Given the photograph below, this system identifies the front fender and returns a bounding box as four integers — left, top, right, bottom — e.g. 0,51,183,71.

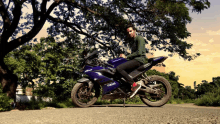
77,78,94,89
77,78,90,83
77,78,100,91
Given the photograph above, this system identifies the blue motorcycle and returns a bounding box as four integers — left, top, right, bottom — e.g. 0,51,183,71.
71,50,172,107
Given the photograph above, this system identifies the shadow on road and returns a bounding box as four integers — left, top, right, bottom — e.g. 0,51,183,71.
90,104,163,108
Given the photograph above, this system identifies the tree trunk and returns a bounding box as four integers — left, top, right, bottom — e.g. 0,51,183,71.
0,57,18,102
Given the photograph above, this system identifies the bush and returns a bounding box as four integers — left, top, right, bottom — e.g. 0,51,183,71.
0,84,13,112
167,98,184,104
183,99,195,103
33,80,77,102
194,88,220,106
166,96,194,104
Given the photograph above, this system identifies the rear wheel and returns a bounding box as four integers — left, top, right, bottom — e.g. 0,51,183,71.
140,75,172,107
71,82,100,107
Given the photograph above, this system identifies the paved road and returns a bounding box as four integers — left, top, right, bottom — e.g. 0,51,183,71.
0,104,220,124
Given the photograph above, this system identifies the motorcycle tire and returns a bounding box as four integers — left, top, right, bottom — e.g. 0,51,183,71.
140,75,172,107
71,82,100,108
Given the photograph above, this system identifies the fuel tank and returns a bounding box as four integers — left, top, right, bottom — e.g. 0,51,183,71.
107,58,127,68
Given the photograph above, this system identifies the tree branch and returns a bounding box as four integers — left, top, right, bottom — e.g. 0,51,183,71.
4,0,26,41
48,15,83,32
31,0,38,25
5,0,11,11
5,1,61,55
0,0,12,38
64,0,101,16
41,0,47,17
48,15,108,48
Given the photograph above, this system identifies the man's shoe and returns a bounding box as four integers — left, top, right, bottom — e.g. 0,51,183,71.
130,83,141,98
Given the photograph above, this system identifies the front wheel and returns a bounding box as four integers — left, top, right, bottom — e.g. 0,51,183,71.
139,75,172,107
71,82,100,107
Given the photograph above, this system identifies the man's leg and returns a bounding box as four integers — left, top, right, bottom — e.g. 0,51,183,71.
116,59,141,85
116,59,142,98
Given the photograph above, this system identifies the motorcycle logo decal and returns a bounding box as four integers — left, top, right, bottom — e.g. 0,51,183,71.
85,69,92,72
143,63,151,68
112,58,122,63
107,82,116,87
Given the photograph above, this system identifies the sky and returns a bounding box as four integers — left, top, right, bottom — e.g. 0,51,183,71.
34,0,220,89
153,0,220,88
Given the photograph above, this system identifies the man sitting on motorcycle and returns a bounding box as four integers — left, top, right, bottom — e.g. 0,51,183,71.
116,23,148,98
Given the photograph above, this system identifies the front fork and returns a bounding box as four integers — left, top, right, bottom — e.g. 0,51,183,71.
87,81,94,95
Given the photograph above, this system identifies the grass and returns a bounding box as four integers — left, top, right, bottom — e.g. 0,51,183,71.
166,98,196,104
14,98,75,110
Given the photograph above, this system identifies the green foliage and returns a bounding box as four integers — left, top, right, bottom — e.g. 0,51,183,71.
171,99,184,104
195,77,220,97
167,96,194,104
0,83,13,112
194,88,220,106
5,33,86,101
183,99,195,103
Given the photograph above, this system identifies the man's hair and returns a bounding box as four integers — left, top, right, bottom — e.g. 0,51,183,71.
125,23,136,32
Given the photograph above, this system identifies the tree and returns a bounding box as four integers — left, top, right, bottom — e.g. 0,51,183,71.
183,86,196,99
0,0,211,99
33,34,84,101
194,81,196,90
196,81,214,96
4,44,41,96
5,33,84,101
210,76,220,88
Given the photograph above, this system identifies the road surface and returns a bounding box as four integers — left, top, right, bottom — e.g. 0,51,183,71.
0,103,219,124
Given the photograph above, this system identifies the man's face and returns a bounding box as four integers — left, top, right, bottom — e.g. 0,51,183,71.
126,27,136,38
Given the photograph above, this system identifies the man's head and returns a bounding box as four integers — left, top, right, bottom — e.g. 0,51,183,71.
125,24,136,39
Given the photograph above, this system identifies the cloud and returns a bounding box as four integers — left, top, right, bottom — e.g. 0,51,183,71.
194,41,207,46
201,27,204,30
213,57,220,63
209,38,214,43
206,29,220,36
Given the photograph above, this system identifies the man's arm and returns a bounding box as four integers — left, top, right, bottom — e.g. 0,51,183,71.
119,54,126,58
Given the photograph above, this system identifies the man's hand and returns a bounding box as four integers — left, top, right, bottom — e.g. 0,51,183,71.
119,54,126,58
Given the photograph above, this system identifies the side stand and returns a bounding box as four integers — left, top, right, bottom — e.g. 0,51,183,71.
123,98,126,107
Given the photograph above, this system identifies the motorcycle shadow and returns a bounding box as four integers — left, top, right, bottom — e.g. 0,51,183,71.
91,104,150,107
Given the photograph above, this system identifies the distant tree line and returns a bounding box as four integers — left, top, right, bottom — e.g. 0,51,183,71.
146,69,220,101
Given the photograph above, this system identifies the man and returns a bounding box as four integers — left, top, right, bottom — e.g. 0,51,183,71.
116,24,148,98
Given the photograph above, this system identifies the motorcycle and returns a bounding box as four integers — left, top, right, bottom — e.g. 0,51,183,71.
71,50,172,107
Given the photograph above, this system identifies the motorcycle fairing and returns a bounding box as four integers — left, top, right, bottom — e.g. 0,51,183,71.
84,65,120,94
